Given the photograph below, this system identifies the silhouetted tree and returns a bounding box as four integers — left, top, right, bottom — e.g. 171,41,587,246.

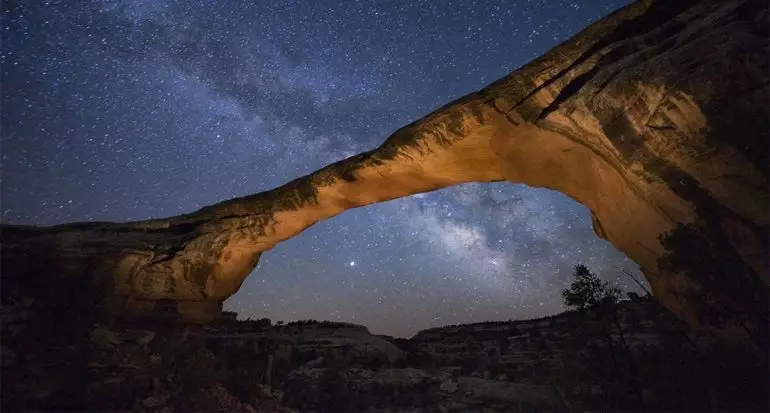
562,264,644,409
561,264,622,310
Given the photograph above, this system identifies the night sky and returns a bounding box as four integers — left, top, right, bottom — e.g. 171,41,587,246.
2,0,646,337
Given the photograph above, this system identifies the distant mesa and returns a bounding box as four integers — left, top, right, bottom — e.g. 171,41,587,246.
220,311,238,322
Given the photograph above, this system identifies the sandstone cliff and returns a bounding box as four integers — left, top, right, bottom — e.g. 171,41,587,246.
1,0,767,347
6,298,762,411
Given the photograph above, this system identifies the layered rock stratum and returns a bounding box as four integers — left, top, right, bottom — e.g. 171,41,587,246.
1,0,768,348
5,296,766,411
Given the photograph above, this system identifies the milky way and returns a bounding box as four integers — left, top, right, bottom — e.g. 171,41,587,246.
1,0,646,337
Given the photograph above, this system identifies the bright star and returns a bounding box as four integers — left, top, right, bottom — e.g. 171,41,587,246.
349,261,356,267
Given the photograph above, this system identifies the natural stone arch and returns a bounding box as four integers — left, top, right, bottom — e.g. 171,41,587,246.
2,0,767,347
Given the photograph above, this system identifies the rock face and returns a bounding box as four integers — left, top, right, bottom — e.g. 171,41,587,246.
204,300,767,412
1,0,767,346
2,297,767,411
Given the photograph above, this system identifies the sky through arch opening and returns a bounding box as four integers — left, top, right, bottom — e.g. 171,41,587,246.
225,182,648,338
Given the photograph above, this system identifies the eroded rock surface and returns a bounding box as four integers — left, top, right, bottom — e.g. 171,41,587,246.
1,0,767,346
207,301,765,412
2,295,767,411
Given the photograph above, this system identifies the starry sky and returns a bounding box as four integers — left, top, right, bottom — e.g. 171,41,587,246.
2,0,647,337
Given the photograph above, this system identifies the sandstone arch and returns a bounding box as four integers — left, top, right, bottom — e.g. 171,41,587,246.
2,0,767,347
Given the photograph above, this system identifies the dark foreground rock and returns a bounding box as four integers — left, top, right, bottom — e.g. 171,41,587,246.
2,287,767,412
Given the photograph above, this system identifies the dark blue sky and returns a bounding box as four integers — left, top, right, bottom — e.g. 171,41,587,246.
1,0,643,337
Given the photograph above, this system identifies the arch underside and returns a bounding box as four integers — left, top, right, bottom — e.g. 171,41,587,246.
1,0,767,347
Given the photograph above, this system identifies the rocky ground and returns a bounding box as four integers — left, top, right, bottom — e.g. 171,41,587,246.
2,292,767,412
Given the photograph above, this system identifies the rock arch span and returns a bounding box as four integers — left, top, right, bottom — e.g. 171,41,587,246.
2,0,767,346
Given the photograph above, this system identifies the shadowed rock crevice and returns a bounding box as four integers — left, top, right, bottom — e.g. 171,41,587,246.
1,0,767,350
